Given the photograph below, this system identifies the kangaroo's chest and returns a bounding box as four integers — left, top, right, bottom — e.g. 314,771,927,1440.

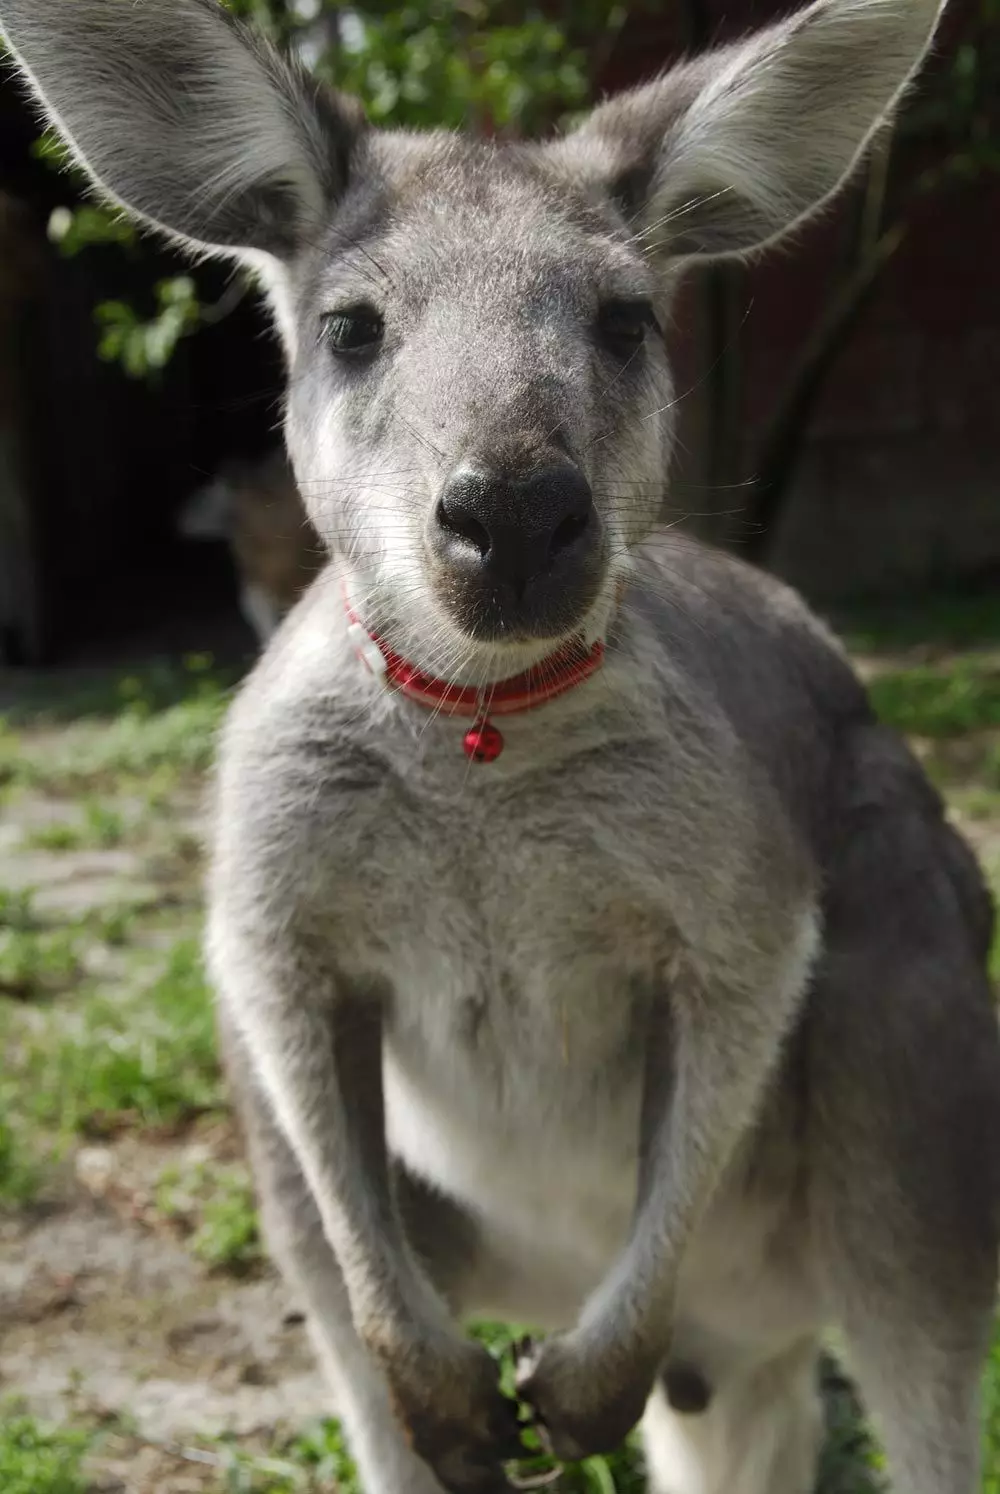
352,777,676,1220
370,772,675,1071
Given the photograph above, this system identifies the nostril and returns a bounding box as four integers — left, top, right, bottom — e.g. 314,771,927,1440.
549,507,592,562
436,498,491,560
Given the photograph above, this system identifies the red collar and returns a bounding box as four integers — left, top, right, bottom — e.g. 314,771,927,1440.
344,593,605,763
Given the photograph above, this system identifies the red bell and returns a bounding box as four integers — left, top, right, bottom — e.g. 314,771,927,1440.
463,718,504,763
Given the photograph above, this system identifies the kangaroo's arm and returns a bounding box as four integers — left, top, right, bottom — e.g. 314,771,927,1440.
518,917,819,1459
209,908,522,1494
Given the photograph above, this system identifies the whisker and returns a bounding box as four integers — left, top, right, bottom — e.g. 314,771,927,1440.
625,186,736,243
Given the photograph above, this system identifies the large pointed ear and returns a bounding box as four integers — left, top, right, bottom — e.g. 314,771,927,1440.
0,0,364,269
551,0,946,260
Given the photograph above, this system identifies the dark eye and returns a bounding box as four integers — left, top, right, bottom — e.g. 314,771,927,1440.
321,305,385,356
597,299,656,359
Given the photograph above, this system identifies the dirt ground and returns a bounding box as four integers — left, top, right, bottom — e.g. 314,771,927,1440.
0,666,338,1490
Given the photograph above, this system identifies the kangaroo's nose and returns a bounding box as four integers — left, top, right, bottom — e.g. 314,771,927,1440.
435,462,596,593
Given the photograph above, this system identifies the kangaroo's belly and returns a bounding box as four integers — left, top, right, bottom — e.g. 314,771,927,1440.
381,924,652,1301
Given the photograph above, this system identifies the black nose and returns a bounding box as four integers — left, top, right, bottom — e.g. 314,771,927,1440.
435,462,596,593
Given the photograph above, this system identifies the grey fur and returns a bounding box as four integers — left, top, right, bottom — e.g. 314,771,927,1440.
5,1,997,1490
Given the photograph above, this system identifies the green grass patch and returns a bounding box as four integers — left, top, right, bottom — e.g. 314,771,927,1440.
25,822,84,852
157,1157,262,1275
7,935,221,1138
3,694,228,792
1,654,243,728
0,1413,90,1494
868,659,1000,738
0,925,85,999
26,800,128,852
0,1116,41,1208
948,785,1000,820
0,655,237,795
984,1325,1000,1493
0,888,85,999
217,1419,362,1493
0,889,146,1001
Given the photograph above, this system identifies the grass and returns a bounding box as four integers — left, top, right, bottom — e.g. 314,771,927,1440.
156,1157,263,1275
0,692,225,793
0,929,220,1203
0,1116,41,1208
984,1332,1000,1494
0,1413,90,1494
866,659,1000,739
0,654,235,797
13,936,222,1137
0,891,139,1003
26,799,128,852
0,922,82,995
0,653,242,728
212,1420,361,1493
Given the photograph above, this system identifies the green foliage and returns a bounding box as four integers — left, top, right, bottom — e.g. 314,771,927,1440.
325,4,596,133
0,1414,90,1494
81,799,127,847
95,275,201,380
47,203,137,256
463,1321,645,1492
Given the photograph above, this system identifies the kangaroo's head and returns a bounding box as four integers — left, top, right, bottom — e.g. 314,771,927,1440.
1,0,945,674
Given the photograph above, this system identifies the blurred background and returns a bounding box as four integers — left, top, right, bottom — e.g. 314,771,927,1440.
0,0,998,669
1,9,999,1492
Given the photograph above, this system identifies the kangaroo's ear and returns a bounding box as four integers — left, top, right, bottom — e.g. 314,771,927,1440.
551,0,946,261
0,0,364,268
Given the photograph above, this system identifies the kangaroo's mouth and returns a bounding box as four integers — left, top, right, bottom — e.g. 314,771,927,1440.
427,527,610,645
434,576,606,645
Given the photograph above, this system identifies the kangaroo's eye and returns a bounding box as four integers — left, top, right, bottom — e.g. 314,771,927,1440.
597,299,657,359
322,305,385,357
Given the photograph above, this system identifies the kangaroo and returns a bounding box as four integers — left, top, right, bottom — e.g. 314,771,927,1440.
178,450,323,643
5,3,997,1491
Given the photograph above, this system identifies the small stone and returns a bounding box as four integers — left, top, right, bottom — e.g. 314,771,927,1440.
75,1146,117,1198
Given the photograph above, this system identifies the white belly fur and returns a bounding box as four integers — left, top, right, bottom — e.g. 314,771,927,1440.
384,1033,821,1358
